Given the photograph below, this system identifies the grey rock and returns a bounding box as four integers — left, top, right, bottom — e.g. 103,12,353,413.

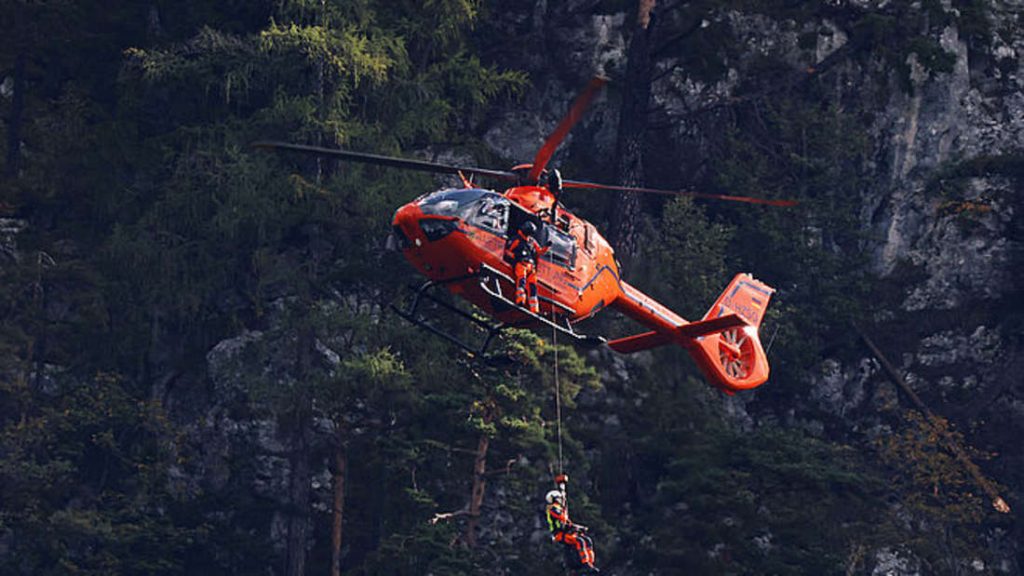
871,547,922,576
0,218,27,264
810,358,875,417
917,325,1002,367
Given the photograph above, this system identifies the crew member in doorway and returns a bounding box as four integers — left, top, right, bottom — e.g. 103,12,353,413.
504,220,549,313
545,489,598,573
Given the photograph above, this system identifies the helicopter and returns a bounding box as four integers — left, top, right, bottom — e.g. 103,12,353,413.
256,77,795,394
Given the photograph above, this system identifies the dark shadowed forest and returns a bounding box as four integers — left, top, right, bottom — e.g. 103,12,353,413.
2,1,1021,575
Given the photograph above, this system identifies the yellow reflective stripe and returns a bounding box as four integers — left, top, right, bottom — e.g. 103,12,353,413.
546,504,565,532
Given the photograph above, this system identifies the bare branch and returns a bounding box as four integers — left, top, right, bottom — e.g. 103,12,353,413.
483,457,519,477
429,506,471,525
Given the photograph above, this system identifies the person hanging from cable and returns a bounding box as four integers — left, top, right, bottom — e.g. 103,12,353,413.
504,220,550,314
545,474,598,573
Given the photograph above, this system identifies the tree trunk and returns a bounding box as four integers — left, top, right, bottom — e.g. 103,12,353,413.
6,52,26,177
314,0,328,184
330,442,347,576
285,422,311,576
285,324,315,576
464,433,490,548
608,0,657,267
856,323,1010,514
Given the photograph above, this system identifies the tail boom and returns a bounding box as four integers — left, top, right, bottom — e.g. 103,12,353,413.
607,274,775,393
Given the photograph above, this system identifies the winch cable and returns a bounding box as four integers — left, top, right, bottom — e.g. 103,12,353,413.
550,306,564,476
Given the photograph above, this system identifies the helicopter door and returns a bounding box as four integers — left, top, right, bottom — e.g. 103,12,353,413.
541,224,577,270
506,204,541,239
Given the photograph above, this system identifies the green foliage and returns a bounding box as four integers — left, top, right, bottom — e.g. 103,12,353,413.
906,37,957,74
0,373,190,575
708,95,872,396
402,327,599,468
2,1,1012,574
357,522,476,575
926,153,1024,196
846,4,966,93
125,28,262,109
356,329,602,573
645,197,734,317
0,235,107,374
2,1,532,572
638,426,890,575
260,21,398,86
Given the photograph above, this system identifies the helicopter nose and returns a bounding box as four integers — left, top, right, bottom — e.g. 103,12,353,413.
393,202,460,246
391,204,419,249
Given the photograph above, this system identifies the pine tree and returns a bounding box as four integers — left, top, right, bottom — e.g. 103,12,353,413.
0,372,190,576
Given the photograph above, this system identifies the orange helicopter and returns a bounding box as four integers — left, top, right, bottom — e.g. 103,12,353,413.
256,78,795,394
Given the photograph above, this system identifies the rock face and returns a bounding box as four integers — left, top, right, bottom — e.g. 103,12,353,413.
471,1,1023,573
0,218,27,265
871,547,922,576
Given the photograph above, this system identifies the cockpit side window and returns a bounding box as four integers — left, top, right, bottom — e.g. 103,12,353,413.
467,195,509,235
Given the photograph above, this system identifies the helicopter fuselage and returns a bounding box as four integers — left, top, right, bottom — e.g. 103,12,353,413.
257,73,788,393
390,185,774,393
391,186,622,328
257,71,787,393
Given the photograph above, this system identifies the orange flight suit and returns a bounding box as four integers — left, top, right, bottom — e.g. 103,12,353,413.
546,501,596,569
505,229,549,313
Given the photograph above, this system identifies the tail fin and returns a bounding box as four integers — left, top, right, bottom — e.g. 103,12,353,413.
689,274,774,393
703,273,772,328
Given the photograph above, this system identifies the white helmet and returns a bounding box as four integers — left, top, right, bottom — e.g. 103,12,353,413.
545,490,564,504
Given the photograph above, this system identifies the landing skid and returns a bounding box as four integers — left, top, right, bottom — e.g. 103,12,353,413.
391,273,502,357
391,265,605,357
476,264,606,348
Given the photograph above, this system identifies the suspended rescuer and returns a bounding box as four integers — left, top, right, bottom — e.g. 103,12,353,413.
545,475,598,573
504,220,550,314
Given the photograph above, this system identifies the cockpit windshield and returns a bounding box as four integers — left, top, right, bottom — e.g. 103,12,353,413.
419,188,509,234
419,189,490,216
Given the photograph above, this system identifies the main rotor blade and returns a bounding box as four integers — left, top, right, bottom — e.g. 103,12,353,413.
252,141,519,182
527,76,608,184
562,179,799,207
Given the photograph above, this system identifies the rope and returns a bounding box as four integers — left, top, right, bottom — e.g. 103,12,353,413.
765,324,781,354
551,306,563,475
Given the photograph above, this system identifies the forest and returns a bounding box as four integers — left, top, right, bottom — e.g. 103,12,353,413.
1,1,1021,575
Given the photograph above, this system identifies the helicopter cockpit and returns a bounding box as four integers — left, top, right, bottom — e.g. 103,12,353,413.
505,198,576,270
417,188,576,269
419,189,508,233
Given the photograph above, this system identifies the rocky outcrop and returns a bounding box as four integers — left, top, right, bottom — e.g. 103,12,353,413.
0,218,26,265
475,2,1024,572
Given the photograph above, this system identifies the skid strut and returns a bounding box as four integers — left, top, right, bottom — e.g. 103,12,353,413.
391,274,503,357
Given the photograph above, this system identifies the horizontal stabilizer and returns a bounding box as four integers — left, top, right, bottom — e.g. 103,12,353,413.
606,330,670,354
675,313,746,339
606,314,748,354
